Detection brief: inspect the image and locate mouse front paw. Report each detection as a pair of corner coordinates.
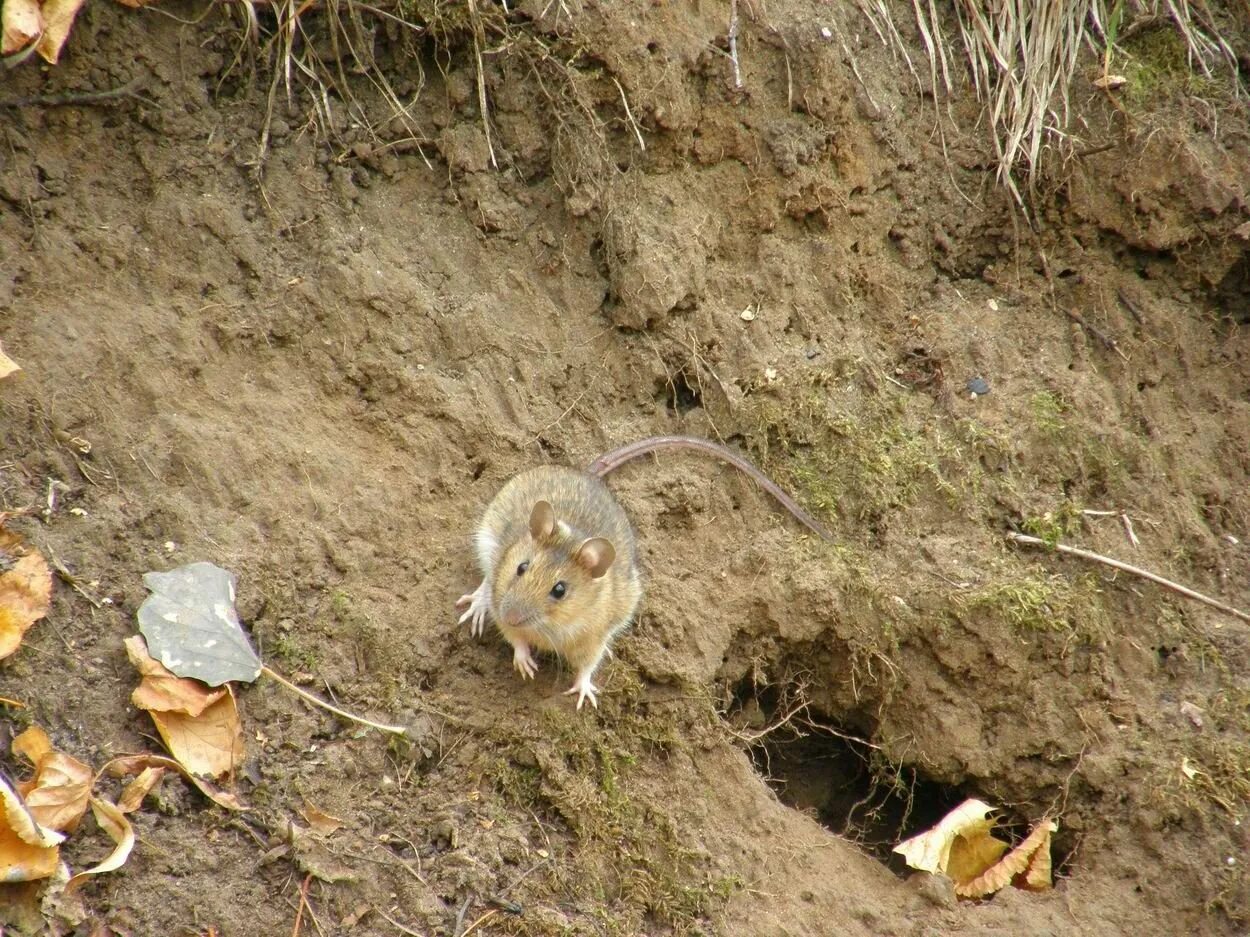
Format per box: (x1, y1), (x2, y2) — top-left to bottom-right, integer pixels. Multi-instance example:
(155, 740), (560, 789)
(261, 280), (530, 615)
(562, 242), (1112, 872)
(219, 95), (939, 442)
(456, 580), (491, 637)
(563, 672), (599, 711)
(512, 642), (538, 679)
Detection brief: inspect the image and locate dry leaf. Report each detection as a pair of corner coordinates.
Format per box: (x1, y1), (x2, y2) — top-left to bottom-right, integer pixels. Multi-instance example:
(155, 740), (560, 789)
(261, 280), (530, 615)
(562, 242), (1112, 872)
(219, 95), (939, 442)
(125, 634), (227, 715)
(0, 776), (64, 883)
(117, 767), (166, 815)
(12, 726), (92, 834)
(148, 691), (245, 779)
(300, 802), (345, 836)
(893, 798), (998, 875)
(1018, 823), (1056, 891)
(945, 822), (1009, 885)
(65, 798), (134, 894)
(1, 0), (42, 55)
(0, 528), (53, 661)
(33, 0), (86, 62)
(1092, 74), (1128, 90)
(126, 634), (246, 779)
(895, 799), (1057, 900)
(955, 819), (1057, 898)
(103, 754), (246, 812)
(0, 343), (20, 380)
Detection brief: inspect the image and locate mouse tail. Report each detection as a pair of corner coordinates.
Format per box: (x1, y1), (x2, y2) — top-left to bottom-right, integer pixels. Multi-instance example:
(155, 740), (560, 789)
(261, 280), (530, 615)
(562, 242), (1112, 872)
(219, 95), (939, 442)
(587, 435), (834, 542)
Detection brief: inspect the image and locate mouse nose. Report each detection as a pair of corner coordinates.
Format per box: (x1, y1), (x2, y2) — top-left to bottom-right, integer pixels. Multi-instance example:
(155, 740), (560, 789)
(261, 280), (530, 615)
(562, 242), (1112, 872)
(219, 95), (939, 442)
(500, 603), (529, 628)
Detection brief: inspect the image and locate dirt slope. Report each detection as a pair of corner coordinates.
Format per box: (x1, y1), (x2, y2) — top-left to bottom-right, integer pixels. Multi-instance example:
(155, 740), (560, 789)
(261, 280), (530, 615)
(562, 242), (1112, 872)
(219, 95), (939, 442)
(2, 1), (1249, 935)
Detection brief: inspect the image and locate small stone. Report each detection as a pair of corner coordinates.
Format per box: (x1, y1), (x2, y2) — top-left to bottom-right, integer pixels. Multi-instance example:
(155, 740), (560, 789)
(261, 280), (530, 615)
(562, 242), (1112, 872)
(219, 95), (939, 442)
(967, 376), (991, 396)
(907, 872), (956, 909)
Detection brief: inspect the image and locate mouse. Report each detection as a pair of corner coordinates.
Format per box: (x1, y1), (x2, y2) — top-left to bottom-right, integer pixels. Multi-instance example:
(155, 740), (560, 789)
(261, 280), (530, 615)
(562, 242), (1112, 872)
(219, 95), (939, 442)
(455, 435), (832, 710)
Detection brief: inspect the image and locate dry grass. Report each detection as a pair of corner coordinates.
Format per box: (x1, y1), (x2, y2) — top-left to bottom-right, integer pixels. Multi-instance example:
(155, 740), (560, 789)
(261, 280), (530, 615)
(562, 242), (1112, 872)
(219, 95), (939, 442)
(854, 0), (1242, 203)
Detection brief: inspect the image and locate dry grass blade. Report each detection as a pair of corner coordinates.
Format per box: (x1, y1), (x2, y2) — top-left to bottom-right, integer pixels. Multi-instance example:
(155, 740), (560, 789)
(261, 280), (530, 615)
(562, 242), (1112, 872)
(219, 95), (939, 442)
(859, 0), (1241, 199)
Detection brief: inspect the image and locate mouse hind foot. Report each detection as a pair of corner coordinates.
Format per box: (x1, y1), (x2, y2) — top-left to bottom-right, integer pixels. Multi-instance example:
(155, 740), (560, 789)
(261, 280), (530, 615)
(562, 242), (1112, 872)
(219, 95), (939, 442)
(564, 669), (600, 710)
(456, 580), (492, 637)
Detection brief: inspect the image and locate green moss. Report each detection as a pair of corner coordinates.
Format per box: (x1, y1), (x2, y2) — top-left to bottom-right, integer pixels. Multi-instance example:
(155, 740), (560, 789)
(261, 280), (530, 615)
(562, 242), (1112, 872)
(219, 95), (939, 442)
(1021, 501), (1083, 546)
(270, 632), (320, 672)
(489, 705), (731, 933)
(742, 371), (982, 531)
(955, 568), (1110, 642)
(1029, 390), (1068, 436)
(1120, 26), (1227, 107)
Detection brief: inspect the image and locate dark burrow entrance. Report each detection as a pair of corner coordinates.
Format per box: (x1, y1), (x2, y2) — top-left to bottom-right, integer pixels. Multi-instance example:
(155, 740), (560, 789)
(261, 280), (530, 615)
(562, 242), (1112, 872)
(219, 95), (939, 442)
(727, 677), (1060, 880)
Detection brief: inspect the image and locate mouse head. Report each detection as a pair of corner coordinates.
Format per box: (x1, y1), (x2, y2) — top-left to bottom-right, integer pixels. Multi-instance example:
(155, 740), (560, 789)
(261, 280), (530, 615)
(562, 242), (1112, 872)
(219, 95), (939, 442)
(492, 500), (616, 632)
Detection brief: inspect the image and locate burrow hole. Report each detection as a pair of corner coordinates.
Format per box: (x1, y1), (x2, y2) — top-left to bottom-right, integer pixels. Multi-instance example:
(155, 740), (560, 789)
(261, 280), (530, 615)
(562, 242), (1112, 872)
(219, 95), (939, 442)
(727, 677), (1075, 881)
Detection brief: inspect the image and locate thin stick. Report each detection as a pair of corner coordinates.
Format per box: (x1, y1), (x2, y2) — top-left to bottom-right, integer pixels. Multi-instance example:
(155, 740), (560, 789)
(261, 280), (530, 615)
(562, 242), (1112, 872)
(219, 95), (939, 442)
(461, 910), (499, 937)
(1065, 309), (1129, 361)
(612, 77), (646, 152)
(291, 874), (312, 937)
(261, 665), (407, 735)
(1007, 532), (1250, 623)
(0, 77), (147, 108)
(728, 0), (743, 90)
(376, 908), (422, 937)
(466, 0), (497, 169)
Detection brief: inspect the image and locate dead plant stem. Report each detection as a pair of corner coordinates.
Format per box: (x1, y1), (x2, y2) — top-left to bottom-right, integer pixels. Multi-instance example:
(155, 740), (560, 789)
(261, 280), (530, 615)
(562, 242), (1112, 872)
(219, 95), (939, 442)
(262, 664), (407, 735)
(1007, 532), (1250, 624)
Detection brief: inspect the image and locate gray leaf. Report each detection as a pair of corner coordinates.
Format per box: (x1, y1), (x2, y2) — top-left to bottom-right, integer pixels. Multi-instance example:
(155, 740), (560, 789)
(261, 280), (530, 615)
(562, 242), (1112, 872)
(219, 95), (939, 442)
(138, 562), (262, 687)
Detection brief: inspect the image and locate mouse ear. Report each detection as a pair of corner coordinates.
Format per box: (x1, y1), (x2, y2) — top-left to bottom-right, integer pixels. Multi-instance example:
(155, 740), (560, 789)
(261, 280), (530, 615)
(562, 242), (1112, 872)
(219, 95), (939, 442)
(529, 501), (557, 542)
(573, 538), (615, 579)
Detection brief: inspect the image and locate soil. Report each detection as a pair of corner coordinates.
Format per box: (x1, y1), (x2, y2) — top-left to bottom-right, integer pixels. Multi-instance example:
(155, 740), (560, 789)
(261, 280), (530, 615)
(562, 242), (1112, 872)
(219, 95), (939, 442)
(2, 1), (1249, 935)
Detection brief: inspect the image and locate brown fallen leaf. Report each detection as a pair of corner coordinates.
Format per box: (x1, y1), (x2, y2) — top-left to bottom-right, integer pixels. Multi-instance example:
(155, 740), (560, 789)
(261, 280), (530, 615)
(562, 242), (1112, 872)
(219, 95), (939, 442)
(955, 819), (1057, 898)
(0, 527), (53, 661)
(65, 798), (134, 894)
(102, 754), (246, 812)
(300, 801), (345, 836)
(12, 726), (92, 834)
(125, 634), (227, 716)
(893, 798), (999, 876)
(125, 634), (245, 779)
(117, 766), (166, 814)
(1018, 822), (1056, 891)
(895, 798), (1058, 900)
(0, 343), (20, 380)
(0, 776), (64, 883)
(33, 0), (86, 62)
(148, 692), (245, 779)
(1, 0), (42, 55)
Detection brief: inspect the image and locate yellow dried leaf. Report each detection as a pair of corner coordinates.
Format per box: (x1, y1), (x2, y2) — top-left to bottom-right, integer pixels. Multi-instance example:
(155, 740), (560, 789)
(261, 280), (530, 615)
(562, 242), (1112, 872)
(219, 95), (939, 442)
(1, 0), (42, 55)
(0, 344), (19, 379)
(300, 802), (345, 836)
(125, 634), (227, 716)
(34, 0), (87, 63)
(12, 727), (91, 834)
(11, 725), (52, 765)
(0, 529), (53, 661)
(955, 819), (1058, 899)
(0, 776), (63, 883)
(1018, 822), (1057, 891)
(103, 754), (246, 812)
(893, 798), (997, 875)
(946, 826), (1009, 884)
(117, 767), (166, 815)
(149, 690), (245, 780)
(65, 798), (134, 894)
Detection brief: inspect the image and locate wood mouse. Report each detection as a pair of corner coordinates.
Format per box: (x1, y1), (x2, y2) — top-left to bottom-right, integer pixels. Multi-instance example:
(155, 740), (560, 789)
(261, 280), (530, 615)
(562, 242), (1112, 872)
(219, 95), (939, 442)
(455, 435), (832, 710)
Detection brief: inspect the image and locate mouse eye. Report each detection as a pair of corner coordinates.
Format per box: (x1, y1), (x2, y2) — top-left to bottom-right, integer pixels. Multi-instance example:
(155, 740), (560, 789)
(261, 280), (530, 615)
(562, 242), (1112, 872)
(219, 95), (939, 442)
(516, 561), (530, 576)
(549, 581), (567, 600)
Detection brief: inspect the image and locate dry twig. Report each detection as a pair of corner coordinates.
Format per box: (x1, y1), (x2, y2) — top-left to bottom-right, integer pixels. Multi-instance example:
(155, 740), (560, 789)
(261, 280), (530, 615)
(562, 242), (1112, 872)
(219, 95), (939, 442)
(1007, 532), (1250, 623)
